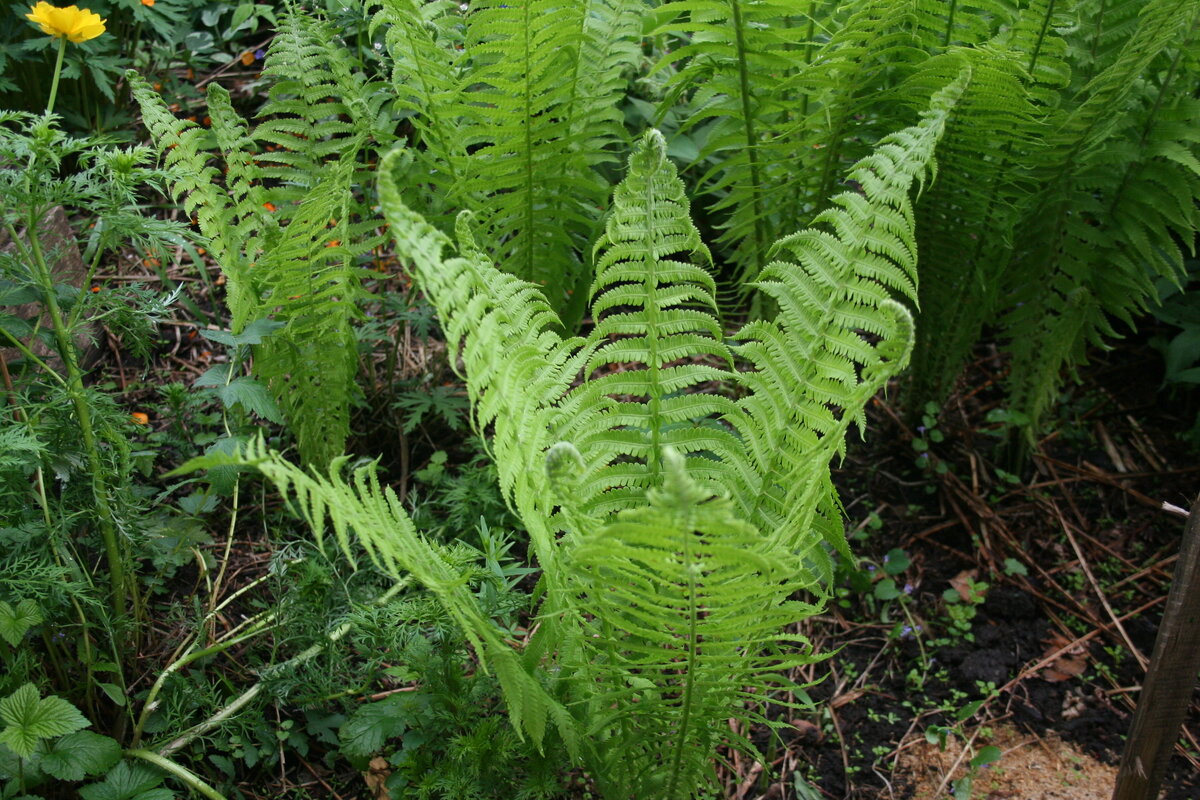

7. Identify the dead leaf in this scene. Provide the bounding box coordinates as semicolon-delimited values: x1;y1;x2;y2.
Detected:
1040;633;1089;682
362;755;391;800
789;718;824;744
830;688;863;709
949;569;982;603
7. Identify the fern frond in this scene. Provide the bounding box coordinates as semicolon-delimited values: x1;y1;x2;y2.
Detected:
131;5;390;464
564;449;816;800
999;0;1199;433
252;157;369;466
255;7;395;204
378;153;588;564
654;0;821;285
729;70;966;553
127;75;258;325
457;1;605;306
363;0;467;218
194;438;578;755
903;46;1044;409
564;129;737;513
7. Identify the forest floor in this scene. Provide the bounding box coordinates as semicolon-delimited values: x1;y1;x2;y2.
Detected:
79;248;1200;800
759;338;1200;800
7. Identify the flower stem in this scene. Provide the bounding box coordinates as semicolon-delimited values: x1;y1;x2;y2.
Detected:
45;36;67;116
26;225;129;636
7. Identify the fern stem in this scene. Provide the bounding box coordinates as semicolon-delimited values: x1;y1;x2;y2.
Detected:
1027;0;1057;76
944;0;958;46
662;496;700;800
730;0;768;283
521;1;537;284
1087;0;1109;80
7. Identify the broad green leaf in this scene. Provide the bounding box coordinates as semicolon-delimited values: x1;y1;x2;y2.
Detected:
970;744;1003;768
0;685;89;759
96;683;127;708
198;318;284;347
0;600;43;646
41;731;121;781
78;761;164;800
215;377;284;423
338;698;407;759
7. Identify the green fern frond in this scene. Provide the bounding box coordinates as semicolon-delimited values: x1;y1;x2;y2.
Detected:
255;7;395;203
903;46;1044;409
564;448;816;800
565;129;737;513
999;0;1199;434
730;71;965;552
455;2;600;302
131;5;392;464
363;0;467;218
185;438;578;756
654;0;820;285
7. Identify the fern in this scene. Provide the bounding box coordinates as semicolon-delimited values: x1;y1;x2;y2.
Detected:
651;0;1003;302
366;0;642;319
998;0;1200;437
130;6;393;464
196;72;963;798
900;0;1200;444
903;45;1043;410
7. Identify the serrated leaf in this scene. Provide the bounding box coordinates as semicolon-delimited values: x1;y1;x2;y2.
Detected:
0;685;89;758
338;699;407;758
130;790;174;800
41;731;121;781
79;761;163;800
0;600;43;646
193;363;233;388
215;377;284;423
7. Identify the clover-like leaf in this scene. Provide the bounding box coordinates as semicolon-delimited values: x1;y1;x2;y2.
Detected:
0;600;43;647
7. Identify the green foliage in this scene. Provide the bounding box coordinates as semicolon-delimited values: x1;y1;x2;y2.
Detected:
364;0;643;320
0;684;89;759
904;0;1200;445
187;73;962;797
0;600;43;648
128;5;394;465
650;0;1011;296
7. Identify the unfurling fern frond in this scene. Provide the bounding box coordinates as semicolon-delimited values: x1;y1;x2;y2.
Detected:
564;130;736;514
130;5;393;464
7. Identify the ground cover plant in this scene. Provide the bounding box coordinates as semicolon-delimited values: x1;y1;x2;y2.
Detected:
1;1;1198;798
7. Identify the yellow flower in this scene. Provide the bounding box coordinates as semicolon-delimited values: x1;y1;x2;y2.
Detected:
25;2;106;43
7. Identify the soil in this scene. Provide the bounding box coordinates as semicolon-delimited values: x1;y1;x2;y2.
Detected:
745;335;1200;800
